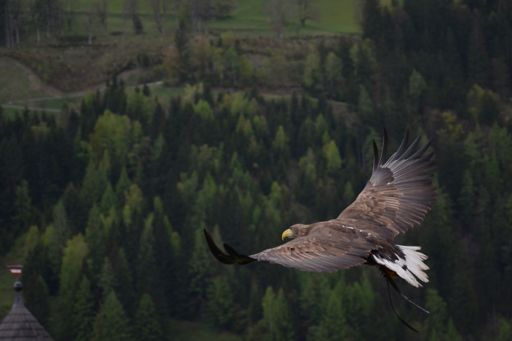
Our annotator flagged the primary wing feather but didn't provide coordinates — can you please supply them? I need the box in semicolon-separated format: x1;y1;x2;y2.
337;133;435;240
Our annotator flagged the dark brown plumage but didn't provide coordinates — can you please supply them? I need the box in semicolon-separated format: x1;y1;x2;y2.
204;131;435;288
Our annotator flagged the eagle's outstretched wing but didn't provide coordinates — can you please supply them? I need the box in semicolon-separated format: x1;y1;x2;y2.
249;220;377;272
204;220;377;272
337;132;436;240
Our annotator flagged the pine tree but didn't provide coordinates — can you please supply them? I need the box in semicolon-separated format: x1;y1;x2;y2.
307;282;352;341
111;248;136;314
81;160;108;209
59;234;89;297
325;52;343;97
56;234;89;340
100;182;118;213
458;170;475;228
136;214;160;304
175;10;191;82
262;287;294;341
99;257;115;297
303;48;321;91
358;85;375;125
468;17;489;87
189;226;217;312
322;140;342;174
53;199;71;249
205;275;239;330
13;180;34;235
72;276;95;341
115;166;131;199
92;291;134;341
425;288;462;341
496;317;512;341
272;125;289;154
23;272;49;326
135;293;163;341
85;205;106;281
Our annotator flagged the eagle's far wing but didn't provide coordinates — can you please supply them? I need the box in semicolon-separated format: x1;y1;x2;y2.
337;132;435;240
250;223;375;272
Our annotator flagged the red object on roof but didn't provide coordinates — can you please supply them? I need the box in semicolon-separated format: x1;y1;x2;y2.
6;265;23;278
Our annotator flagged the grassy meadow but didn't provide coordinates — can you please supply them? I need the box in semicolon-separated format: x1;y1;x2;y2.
64;0;360;36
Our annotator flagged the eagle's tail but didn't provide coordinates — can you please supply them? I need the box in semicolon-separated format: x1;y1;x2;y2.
373;245;429;288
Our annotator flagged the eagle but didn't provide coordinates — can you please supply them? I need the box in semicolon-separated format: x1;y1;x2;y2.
204;132;435;326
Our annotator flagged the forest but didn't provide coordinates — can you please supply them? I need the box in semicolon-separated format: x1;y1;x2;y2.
1;0;512;340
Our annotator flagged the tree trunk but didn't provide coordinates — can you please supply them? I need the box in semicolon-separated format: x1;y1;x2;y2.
4;0;9;47
15;20;19;44
87;14;93;44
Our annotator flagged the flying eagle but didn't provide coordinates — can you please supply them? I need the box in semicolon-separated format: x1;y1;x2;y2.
205;132;435;320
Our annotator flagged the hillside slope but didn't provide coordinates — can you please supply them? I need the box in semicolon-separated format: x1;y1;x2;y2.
0;58;61;103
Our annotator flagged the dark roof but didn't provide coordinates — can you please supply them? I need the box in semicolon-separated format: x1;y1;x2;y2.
0;282;53;340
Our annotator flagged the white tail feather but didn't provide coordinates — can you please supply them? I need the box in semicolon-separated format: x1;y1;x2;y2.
373;245;429;288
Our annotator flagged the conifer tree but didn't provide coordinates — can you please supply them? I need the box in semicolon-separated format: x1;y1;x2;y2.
189;226;217;312
111;248;136;313
425;288;462;341
92;291;134;341
135;293;163;341
262;287;294;341
13;180;34;235
175;9;191;82
322;140;342;174
72;276;95;341
99;257;115;297
85;204;106;281
23;271;49;326
56;234;89;340
206;275;239;330
136;214;162;310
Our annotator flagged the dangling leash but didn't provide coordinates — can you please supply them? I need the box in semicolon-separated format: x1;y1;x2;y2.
383;270;429;332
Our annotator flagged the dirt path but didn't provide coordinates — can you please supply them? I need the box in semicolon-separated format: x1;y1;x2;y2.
1;104;62;113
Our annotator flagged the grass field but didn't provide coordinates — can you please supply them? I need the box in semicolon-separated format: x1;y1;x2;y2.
63;0;360;36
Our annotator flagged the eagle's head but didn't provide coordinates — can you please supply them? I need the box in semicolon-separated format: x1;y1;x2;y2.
281;224;309;241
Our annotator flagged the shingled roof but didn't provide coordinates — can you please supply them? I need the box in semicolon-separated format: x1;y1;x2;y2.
0;280;53;340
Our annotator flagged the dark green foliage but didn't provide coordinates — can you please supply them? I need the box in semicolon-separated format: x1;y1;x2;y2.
0;2;511;340
175;12;191;82
135;293;163;341
25;275;49;324
424;289;462;341
262;287;294;341
72;276;95;341
205;275;242;330
92;291;134;341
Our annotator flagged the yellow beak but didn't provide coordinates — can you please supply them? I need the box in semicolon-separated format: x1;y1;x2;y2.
281;229;293;241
